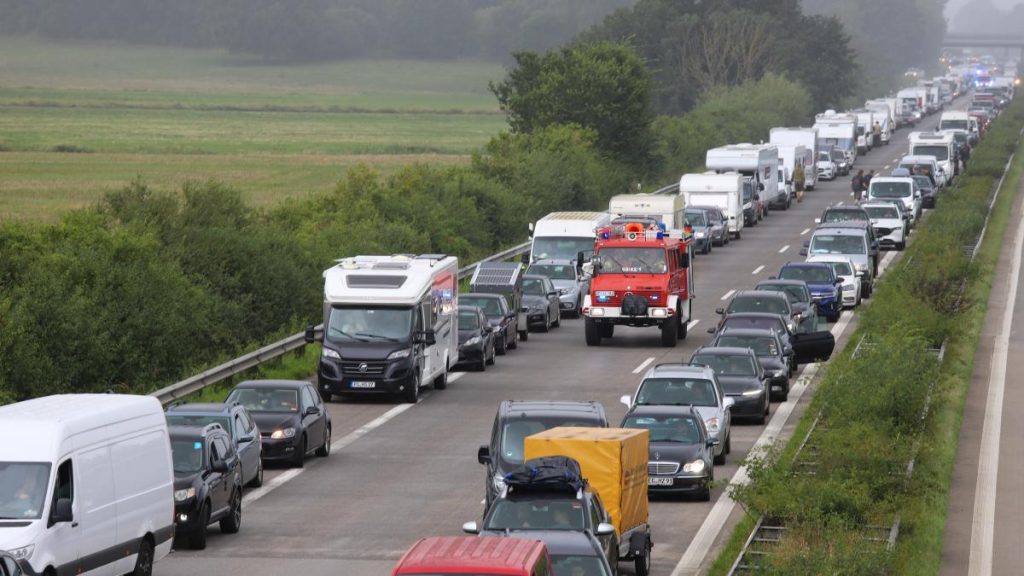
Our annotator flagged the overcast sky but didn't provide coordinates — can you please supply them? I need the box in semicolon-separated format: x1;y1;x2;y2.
946;0;1023;18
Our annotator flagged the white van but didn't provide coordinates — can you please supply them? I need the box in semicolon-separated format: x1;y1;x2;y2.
0;395;174;576
679;173;745;239
908;132;955;186
607;194;686;237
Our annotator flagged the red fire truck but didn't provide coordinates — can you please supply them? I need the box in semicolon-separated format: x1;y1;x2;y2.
582;218;694;347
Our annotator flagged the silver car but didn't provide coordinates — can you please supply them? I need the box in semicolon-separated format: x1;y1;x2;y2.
526;259;588;318
861;201;907;251
621;364;734;465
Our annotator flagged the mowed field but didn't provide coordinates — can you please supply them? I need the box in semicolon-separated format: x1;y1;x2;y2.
0;37;508;221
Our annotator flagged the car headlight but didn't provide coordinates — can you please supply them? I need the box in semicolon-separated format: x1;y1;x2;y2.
174;487;196;502
465;336;481;346
695;231;706;238
843;283;855;291
493;474;507;493
8;544;33;560
705;417;720;434
322;348;341;360
772;370;786;379
682;459;706;474
387;348;411;360
271;427;296;440
742;389;763;397
787;321;795;333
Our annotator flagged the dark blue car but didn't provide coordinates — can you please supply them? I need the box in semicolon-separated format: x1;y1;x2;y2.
776;263;843;322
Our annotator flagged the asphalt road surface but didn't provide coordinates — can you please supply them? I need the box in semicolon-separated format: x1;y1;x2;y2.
156;109;950;576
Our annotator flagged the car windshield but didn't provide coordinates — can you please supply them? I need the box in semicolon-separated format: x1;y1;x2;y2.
692;354;757;377
327;307;411;343
552;555;612;576
171;440;205;474
227;388;299;413
758;283;809;303
485;499;586;531
532;237;594;262
831;150;846;161
722;316;785;333
716;335;780;357
823;210;867;223
528;264;575;281
780;266;832;283
596;248;667;274
871;182;912;199
523;277;548;295
818;152;831;162
166;415;232;439
941;120;969;131
500;419;598;466
458;310;480;330
912;145;949;161
635;377;718;407
0;462;51;520
727;296;788;315
685;211;707;226
912;175;933;190
824;261;854;276
865;205;900;219
810;234;866;255
623;415;702;444
460;296;505;318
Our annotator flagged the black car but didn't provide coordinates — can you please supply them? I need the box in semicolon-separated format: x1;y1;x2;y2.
717;290;798;335
166;402;264;488
170;423;243;549
478;400;608;509
522;274;562;332
544;531;617;576
689;347;770;424
621;406;717;501
460;293;518;354
226;380;332;468
711;328;793;401
456;305;496;371
710;312;835;367
912;174;938;208
754;279;818;334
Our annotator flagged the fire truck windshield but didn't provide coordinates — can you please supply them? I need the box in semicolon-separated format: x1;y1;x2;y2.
597;247;667;274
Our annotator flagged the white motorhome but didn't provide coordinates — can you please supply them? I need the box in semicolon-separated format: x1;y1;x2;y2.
775;144;807;196
850;109;875;152
908;132;955;186
706;144;786;212
679;173;746;239
814;111;858;166
0;394;175;576
864;100;894;143
315;253;459;403
770;127;818;190
917;81;940;113
866;98;897;129
529;211;611;263
897;87;927;122
607;194;686;237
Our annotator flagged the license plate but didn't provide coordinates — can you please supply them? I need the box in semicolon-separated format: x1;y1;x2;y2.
350;381;376;389
648;477;674;487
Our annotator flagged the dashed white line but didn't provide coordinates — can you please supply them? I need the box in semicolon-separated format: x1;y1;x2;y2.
884;165;891;170
720;289;736;301
779;245;790;254
632;357;656;374
687;319;701;332
800;228;811;236
752;265;765;275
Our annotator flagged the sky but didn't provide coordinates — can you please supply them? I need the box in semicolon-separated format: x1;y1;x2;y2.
946;0;1023;18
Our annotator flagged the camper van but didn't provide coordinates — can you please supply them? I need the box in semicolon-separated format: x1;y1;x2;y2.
528;211;611;264
814;111;858;166
679;173;746;239
897;87;927;122
864;101;894;144
312;253;459;403
770;127;818;190
608;193;687;237
850;109;875;152
776;144;808;196
706;144;786;212
908;132;955;186
0;394;175;576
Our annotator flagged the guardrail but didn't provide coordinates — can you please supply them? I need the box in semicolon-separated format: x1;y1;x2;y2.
151;241;532;405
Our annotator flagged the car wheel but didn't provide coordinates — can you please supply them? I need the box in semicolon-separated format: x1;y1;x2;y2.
219;488;242;534
316;426;331;457
755;400;768;425
508;329;519;349
496;333;507;355
519;329;528;342
660;314;678;348
188;505;209;550
477;351;487;372
779;379;790;402
552;311;561;328
735;229;742;240
486;343;496;366
248;459;264;488
131;538;154;576
896;240;906;251
827;311;841;323
293;435;306;468
634;537;652;576
725;432;732;455
700;480;712;502
433;367;448;390
714;446;726;465
539;314;550;333
585;318;602;346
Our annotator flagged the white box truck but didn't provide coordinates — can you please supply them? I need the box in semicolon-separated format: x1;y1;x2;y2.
0;394;175;576
313;253;459;403
607;194;687;237
529;211;612;263
679;173;746;239
706;144;786;213
769;127;818;190
814;111;859;166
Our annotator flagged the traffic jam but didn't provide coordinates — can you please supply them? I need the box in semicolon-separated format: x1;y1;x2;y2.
0;66;1014;576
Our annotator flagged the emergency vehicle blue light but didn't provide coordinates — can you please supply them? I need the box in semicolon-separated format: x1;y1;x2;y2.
601;231;610;239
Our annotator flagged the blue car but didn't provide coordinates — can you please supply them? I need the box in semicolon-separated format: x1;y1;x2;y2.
775;262;843;322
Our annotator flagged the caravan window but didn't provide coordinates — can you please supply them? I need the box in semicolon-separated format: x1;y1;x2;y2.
0;462;51;520
326;307;413;343
532;237;594;262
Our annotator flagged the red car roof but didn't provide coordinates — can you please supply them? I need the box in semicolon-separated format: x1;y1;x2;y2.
392;537;547;575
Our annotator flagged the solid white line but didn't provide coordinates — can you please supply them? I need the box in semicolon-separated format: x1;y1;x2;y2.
968;190;1024;576
720;289;736;301
752;265;765;275
687;319;701;332
800;228;811;236
779;245;790;254
877;250;898;277
671;311;854;575
632;357;656;374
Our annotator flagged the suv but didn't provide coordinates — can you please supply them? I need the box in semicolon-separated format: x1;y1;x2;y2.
166;402;263;488
527;259;589;318
478;401;608;508
711;328;793;401
689;347;770;424
802;224;877;297
776;262;844;322
621;406;718;500
716;290;800;335
460;293;518;354
861;201;907;251
620;364;732;464
169;423;243;549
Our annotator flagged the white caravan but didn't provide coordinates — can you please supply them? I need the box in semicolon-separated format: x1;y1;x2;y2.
897;87;927;121
529;211;611;263
0;394;175;576
864;100;894;144
317;253;459;403
814;111;859;165
679;173;746;239
608;194;686;237
776;144;807;195
850;109;875;152
769;127;818;190
706;144;786;211
908;132;955;186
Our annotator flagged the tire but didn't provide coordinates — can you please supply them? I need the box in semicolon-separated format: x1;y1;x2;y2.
714;447;726;465
725;432;732;455
476;352;487;372
402;371;420;404
188;505;209;550
585;318;602;346
316;426;331;457
219;489;242;534
292;435;306;468
552;311;561;328
861;281;871;300
754;399;768;425
539;314;550;333
827;311;841;323
485;343;495;366
700;481;712;502
131;538;154;576
496;333;507;356
508;329;519;350
678;314;688;341
248;459;264;488
660;314;678;348
600;323;615;338
735;229;742;240
519;329;528;342
433;367;447;390
634;538;652;576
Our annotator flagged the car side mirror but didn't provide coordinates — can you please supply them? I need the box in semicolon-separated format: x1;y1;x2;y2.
706;438;721;448
212;459;229;473
814;217;822;224
715;308;725;315
723;397;736;409
50;497;73;526
239;434;255;444
417;330;437;346
462;521;480;535
0;553;24;576
707;327;717;334
305;405;320;416
620;395;632;408
477;445;491;465
834;278;844;285
596;522;616;537
799;249;808;256
520;253;530;265
548;291;559;297
304;325;317;344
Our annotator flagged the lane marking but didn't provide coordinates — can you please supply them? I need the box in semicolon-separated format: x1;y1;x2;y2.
779;245;790;254
687;319;701;332
752;265;765;275
720;289;736;301
968;187;1024;576
671;310;854;575
632;357;656;374
884;165;891;170
800;228;811;236
878;250;898;277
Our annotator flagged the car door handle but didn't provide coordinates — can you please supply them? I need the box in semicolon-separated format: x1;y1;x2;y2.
71;522;79;528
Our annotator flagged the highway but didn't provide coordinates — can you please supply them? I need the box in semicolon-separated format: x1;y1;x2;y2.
155;110;949;576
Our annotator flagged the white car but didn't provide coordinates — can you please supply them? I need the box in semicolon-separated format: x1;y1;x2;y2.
816;151;836;180
806;256;862;308
861;201;908;251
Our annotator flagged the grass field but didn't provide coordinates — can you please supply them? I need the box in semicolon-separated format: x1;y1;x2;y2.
0;36;508;221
